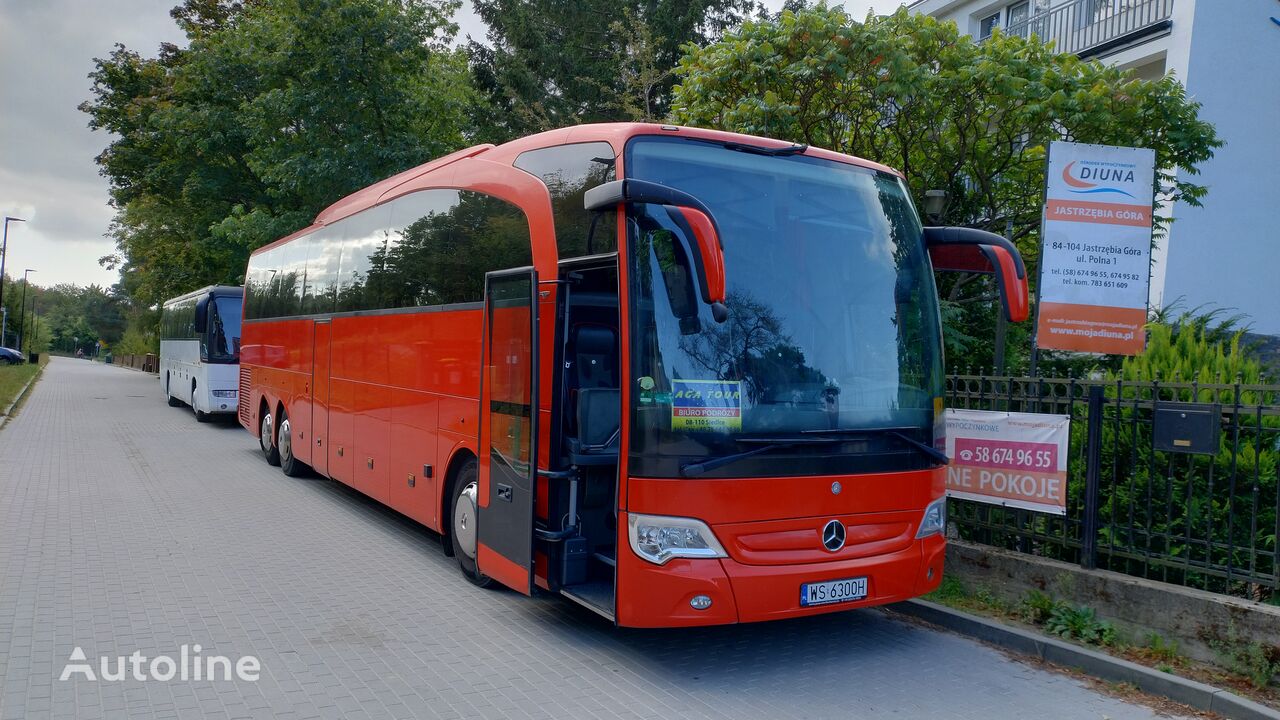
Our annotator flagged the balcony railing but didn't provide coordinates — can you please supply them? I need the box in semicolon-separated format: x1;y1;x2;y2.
1002;0;1174;57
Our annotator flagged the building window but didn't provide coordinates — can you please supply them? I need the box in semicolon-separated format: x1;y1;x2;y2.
1008;1;1030;27
979;11;1001;39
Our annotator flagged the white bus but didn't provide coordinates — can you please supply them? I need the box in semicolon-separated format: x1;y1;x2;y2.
160;285;243;421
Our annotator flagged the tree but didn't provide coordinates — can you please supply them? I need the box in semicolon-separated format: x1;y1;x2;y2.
81;0;476;310
670;6;1221;372
468;0;757;139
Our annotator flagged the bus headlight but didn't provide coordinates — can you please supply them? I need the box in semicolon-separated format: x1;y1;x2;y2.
211;390;237;398
627;514;727;565
916;497;947;539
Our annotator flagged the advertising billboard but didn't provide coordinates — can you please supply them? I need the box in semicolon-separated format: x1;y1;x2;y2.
944;409;1071;515
1036;141;1156;355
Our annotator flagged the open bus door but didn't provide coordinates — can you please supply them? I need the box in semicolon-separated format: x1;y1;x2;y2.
476;267;539;595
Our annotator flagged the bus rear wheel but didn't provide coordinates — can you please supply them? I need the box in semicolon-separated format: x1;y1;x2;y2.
450;459;492;588
166;374;181;407
278;413;308;477
260;409;280;466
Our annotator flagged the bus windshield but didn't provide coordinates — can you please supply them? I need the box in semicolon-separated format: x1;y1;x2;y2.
207;295;242;363
625;136;944;478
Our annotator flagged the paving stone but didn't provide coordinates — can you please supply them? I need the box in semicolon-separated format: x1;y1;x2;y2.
0;359;1194;719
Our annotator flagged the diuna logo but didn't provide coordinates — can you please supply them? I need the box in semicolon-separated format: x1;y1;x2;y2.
1061;160;1136;198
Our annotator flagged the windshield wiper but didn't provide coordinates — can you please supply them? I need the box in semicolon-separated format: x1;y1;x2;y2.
722;141;809;157
800;427;950;466
679;436;842;477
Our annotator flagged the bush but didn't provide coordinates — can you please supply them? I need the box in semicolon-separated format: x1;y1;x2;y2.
1045;605;1117;646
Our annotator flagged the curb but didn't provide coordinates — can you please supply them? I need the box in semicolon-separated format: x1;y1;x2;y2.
890;599;1279;720
0;366;42;419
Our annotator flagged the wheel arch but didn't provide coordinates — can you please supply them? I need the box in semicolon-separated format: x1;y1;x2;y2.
439;444;478;557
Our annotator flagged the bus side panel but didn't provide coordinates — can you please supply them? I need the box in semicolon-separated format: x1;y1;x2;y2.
328;376;356;486
281;320;314;459
355;383;391;504
388;387;438;527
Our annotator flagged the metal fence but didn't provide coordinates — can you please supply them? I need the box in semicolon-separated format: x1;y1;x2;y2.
946;374;1280;602
1003;0;1174;57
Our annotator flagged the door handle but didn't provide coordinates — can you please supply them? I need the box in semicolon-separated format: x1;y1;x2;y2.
496;484;513;502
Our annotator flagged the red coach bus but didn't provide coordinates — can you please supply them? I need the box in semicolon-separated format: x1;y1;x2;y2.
239;123;1028;627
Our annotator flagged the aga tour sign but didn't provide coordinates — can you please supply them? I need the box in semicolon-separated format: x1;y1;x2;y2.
1036;141;1156;355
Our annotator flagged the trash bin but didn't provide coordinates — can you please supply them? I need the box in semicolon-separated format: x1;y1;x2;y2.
27;352;39;364
104;353;113;364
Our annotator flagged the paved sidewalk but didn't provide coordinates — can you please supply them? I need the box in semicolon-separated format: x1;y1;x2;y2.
0;358;1195;719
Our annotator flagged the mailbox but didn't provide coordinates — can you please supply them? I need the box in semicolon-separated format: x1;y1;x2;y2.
1153;402;1220;455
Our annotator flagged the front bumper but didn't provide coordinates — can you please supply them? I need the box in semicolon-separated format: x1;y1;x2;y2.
615;511;946;627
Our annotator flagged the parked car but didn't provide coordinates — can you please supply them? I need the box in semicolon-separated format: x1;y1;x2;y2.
0;347;24;365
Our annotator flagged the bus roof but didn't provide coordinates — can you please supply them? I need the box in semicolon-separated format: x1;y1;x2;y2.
162;285;243;307
258;123;904;257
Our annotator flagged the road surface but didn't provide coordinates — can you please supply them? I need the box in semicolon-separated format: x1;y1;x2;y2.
0;358;1194;719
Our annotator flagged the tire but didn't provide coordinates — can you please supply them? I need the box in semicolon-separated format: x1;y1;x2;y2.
449;458;492;588
260;408;281;466
192;384;210;423
278;412;309;477
166;374;181;407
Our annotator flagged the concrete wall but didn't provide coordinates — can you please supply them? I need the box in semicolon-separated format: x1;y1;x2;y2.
945;539;1280;667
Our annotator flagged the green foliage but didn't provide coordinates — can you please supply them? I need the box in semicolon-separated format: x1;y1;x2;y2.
113;325;159;356
1142;633;1181;664
468;0;755;139
1045;604;1117;646
1122;309;1267;385
671;5;1221;372
926;573;968;604
1211;626;1280;689
2;278;126;355
1080;310;1279;600
1021;589;1060;625
81;0;476;308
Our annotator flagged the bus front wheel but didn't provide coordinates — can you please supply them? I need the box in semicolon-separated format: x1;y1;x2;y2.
260;409;280;466
450;459;493;588
192;384;210;423
278;413;308;477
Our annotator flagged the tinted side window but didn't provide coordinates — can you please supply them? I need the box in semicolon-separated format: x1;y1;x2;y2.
336;204;395;313
381;189;532;306
514;142;616;259
301;227;341;315
245;251;272;320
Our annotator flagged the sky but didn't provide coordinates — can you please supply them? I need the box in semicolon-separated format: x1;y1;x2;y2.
0;0;902;290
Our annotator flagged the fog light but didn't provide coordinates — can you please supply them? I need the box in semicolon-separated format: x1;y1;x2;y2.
690;595;712;611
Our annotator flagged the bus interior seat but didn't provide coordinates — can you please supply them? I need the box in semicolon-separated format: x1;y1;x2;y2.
567;323;620;467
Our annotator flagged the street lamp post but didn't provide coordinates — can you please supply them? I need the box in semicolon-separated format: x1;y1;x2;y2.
27;296;38;356
0;216;27;346
16;268;35;354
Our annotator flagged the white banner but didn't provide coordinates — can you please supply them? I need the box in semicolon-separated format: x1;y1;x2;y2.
1038;141;1156;355
944;409;1071;515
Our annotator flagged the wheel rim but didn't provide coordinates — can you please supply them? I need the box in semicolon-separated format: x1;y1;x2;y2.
279;418;292;464
260;413;273;453
192;387;198;413
453;480;479;560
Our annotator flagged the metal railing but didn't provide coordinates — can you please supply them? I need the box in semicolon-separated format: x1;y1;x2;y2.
1002;0;1174;57
946;374;1280;602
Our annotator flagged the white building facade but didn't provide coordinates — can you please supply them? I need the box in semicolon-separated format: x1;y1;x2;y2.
910;0;1280;334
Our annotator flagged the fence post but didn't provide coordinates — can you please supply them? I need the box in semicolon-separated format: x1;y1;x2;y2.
1081;384;1104;570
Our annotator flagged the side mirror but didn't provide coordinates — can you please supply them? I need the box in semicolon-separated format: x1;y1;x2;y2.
193;295;210;334
586;179;729;323
924;226;1030;323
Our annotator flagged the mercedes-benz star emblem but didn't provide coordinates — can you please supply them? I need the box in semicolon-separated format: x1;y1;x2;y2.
822;519;846;552
831;481;842;495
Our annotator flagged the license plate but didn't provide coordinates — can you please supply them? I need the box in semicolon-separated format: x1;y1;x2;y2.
800;576;869;607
